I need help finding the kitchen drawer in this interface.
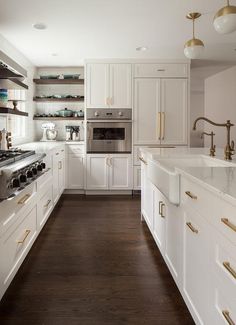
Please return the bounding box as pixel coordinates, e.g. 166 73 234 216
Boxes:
54 146 65 158
67 144 84 155
37 184 53 229
0 182 37 237
181 176 236 246
37 169 53 193
133 166 141 190
0 205 37 290
211 274 236 325
134 63 188 78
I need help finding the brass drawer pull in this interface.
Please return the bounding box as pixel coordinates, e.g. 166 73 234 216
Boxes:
160 203 165 218
186 222 198 234
158 201 163 215
157 69 165 72
44 199 51 209
61 149 64 152
222 310 235 325
185 191 197 200
58 161 62 169
17 230 31 244
17 194 31 205
139 157 147 165
56 152 59 156
221 218 236 232
223 261 236 279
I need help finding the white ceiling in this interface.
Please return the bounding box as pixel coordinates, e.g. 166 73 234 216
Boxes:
0 0 236 66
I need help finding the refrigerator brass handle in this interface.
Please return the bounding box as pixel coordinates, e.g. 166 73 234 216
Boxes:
185 191 197 200
139 157 147 165
17 230 31 244
157 112 161 140
223 262 236 279
186 222 198 234
222 310 235 325
161 112 165 140
17 194 31 205
221 218 236 232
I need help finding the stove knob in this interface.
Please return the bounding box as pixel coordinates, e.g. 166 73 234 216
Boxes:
19 174 27 183
118 111 123 117
41 162 46 169
37 164 43 172
11 178 20 188
26 170 33 178
94 111 99 117
32 167 37 175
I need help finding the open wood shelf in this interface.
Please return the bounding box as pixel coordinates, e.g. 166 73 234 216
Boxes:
0 108 28 117
33 97 84 102
33 116 84 121
33 79 84 85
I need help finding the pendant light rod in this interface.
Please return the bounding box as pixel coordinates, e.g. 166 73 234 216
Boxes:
186 12 202 39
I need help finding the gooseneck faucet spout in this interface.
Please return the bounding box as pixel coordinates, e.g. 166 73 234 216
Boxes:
192 117 235 160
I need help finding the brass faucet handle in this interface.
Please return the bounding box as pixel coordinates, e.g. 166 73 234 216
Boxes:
231 141 235 155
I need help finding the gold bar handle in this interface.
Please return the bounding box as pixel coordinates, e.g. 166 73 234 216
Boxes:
222 310 235 325
109 157 112 166
17 194 31 205
58 161 62 170
157 112 161 140
56 152 59 156
186 222 198 234
158 201 163 215
17 230 31 244
160 203 165 218
185 191 197 200
161 112 165 140
139 156 147 165
223 261 236 279
44 199 52 209
221 218 236 232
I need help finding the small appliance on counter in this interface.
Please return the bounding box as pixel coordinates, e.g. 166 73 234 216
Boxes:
41 122 58 141
0 128 12 150
65 126 80 141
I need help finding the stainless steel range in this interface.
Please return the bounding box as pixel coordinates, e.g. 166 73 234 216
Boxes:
86 108 132 153
0 149 47 200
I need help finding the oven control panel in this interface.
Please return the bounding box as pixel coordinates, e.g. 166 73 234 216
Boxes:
87 108 132 120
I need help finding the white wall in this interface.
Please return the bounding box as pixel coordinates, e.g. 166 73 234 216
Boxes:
0 33 36 145
204 65 236 148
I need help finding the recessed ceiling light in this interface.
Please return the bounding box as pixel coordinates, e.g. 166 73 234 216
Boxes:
33 23 47 30
136 46 148 51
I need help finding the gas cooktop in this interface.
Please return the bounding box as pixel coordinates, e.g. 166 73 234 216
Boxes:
0 149 35 168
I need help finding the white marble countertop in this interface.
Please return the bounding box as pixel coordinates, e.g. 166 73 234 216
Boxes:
140 147 236 205
17 141 84 154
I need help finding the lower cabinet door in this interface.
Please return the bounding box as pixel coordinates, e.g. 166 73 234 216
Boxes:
183 207 210 325
133 166 141 190
0 206 37 298
67 155 84 189
109 155 132 190
86 155 109 190
141 161 154 232
53 154 60 204
58 157 65 195
37 185 53 229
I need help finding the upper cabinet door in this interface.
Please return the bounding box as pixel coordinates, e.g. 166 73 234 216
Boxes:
86 64 110 108
134 78 161 145
109 64 132 108
160 79 188 145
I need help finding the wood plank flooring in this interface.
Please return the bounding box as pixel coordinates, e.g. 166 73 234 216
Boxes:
0 195 194 325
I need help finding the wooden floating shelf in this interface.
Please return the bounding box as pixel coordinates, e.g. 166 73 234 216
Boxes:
33 97 84 102
0 108 28 117
33 79 84 85
33 116 84 121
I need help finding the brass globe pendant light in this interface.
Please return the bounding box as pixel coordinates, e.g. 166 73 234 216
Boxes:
184 13 204 59
214 0 236 34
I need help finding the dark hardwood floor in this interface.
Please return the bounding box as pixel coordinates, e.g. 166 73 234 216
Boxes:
0 195 194 325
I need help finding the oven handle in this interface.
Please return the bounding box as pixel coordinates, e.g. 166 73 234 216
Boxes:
87 120 133 123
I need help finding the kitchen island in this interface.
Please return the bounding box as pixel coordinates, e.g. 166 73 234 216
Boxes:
140 147 236 325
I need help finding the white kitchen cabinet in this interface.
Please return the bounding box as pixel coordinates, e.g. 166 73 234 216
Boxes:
67 155 84 189
153 187 166 254
37 184 53 230
86 154 132 190
109 155 132 189
183 207 210 325
134 63 188 78
86 63 132 108
161 79 188 145
52 147 65 204
134 78 161 145
133 166 141 190
140 158 154 231
134 78 188 146
86 155 109 189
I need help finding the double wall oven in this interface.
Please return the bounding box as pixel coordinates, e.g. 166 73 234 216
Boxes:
86 109 132 153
